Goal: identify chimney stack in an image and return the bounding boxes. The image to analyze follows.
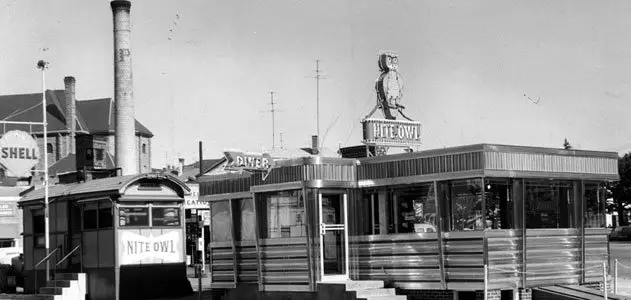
[311,135,319,155]
[178,158,184,176]
[63,76,76,154]
[111,0,137,175]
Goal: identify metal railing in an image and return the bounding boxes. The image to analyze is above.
[32,244,83,294]
[33,245,61,294]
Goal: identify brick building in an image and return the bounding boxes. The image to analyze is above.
[0,76,153,184]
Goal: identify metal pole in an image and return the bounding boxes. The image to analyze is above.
[603,261,608,300]
[201,224,206,273]
[38,61,50,283]
[484,264,488,300]
[197,264,202,300]
[614,259,618,295]
[316,60,320,140]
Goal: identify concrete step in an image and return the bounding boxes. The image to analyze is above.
[355,288,396,298]
[38,295,63,300]
[345,280,384,291]
[46,280,72,288]
[38,287,64,295]
[54,273,79,281]
[361,296,407,300]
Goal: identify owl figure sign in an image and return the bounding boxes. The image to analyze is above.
[374,52,411,121]
[362,52,422,152]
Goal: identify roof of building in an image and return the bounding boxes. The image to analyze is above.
[20,173,190,203]
[0,90,152,137]
[47,153,117,176]
[0,186,30,198]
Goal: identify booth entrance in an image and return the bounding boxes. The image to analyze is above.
[318,191,349,282]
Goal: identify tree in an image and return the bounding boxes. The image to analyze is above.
[563,138,573,150]
[611,153,631,226]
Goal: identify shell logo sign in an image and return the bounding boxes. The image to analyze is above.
[0,130,40,177]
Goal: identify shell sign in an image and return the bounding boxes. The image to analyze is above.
[0,130,40,177]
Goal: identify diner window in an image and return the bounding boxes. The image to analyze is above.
[525,180,576,229]
[98,203,113,228]
[584,183,606,228]
[33,210,45,247]
[450,179,484,231]
[152,207,181,226]
[258,190,305,239]
[391,183,437,234]
[83,204,98,230]
[485,179,514,229]
[119,207,149,227]
[232,198,255,241]
[95,149,104,161]
[33,212,45,234]
[70,204,81,231]
[210,201,232,242]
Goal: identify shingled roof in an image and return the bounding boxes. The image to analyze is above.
[0,90,152,137]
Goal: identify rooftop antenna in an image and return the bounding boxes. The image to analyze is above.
[268,91,278,150]
[307,60,327,147]
[279,131,284,150]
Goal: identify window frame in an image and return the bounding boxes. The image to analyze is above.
[118,203,182,228]
[256,190,306,239]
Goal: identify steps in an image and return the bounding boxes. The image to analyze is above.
[14,272,87,300]
[318,280,407,300]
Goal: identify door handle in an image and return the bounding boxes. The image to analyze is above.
[320,223,326,235]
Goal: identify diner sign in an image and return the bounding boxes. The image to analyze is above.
[0,130,40,177]
[118,230,182,265]
[362,118,422,146]
[223,150,275,180]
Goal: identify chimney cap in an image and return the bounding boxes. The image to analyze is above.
[111,0,131,10]
[64,76,76,83]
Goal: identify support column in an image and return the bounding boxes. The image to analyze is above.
[518,288,532,300]
[475,289,501,300]
[378,189,388,235]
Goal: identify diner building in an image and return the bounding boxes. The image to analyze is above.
[18,173,192,300]
[199,143,617,300]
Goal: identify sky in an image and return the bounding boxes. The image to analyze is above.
[1,0,631,168]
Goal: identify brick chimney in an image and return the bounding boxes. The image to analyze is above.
[63,76,76,155]
[111,0,137,175]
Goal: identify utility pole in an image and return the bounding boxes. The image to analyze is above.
[37,59,50,282]
[269,91,277,150]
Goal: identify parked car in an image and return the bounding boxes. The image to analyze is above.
[609,225,631,241]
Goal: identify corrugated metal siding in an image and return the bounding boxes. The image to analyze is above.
[201,164,356,195]
[484,152,618,175]
[302,164,356,181]
[200,176,252,195]
[358,151,483,180]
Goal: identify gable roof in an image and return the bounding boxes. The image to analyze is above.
[0,90,152,137]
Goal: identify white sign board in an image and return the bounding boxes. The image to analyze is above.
[184,184,207,209]
[118,230,182,265]
[0,130,40,177]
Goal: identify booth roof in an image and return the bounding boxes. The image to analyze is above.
[19,173,190,203]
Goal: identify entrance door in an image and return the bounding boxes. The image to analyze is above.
[318,192,349,282]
